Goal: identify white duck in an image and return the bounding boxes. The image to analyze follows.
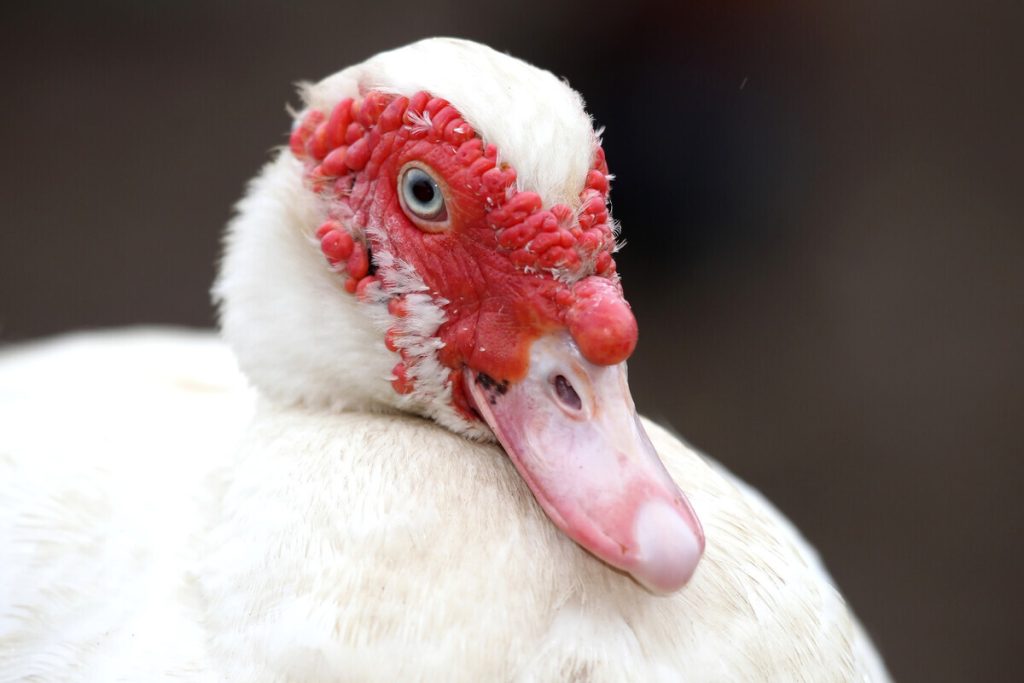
[0,38,891,682]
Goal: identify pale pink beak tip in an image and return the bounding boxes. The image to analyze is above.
[631,500,704,594]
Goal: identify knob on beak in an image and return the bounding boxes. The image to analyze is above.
[566,276,638,367]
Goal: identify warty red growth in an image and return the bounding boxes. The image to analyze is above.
[291,89,636,412]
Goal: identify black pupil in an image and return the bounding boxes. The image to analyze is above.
[411,177,434,204]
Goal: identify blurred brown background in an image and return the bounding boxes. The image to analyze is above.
[2,1,1021,679]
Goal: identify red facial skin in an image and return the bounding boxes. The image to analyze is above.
[291,90,638,416]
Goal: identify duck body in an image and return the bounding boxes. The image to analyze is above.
[0,330,889,682]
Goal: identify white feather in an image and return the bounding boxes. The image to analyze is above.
[0,330,889,681]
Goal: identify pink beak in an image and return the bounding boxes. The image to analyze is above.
[466,332,704,593]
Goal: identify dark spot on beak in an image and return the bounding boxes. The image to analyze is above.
[475,372,509,400]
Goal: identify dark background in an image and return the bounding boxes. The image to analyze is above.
[2,1,1021,679]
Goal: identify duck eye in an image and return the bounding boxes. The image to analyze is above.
[399,164,449,231]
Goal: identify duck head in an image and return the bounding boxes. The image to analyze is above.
[215,38,704,594]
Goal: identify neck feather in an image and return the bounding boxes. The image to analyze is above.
[214,153,396,414]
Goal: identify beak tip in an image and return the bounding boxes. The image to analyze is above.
[632,499,704,594]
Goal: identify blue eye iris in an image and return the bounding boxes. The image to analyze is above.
[400,166,447,222]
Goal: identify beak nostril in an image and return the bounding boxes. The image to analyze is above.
[552,374,582,412]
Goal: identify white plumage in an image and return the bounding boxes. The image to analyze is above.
[0,38,891,681]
